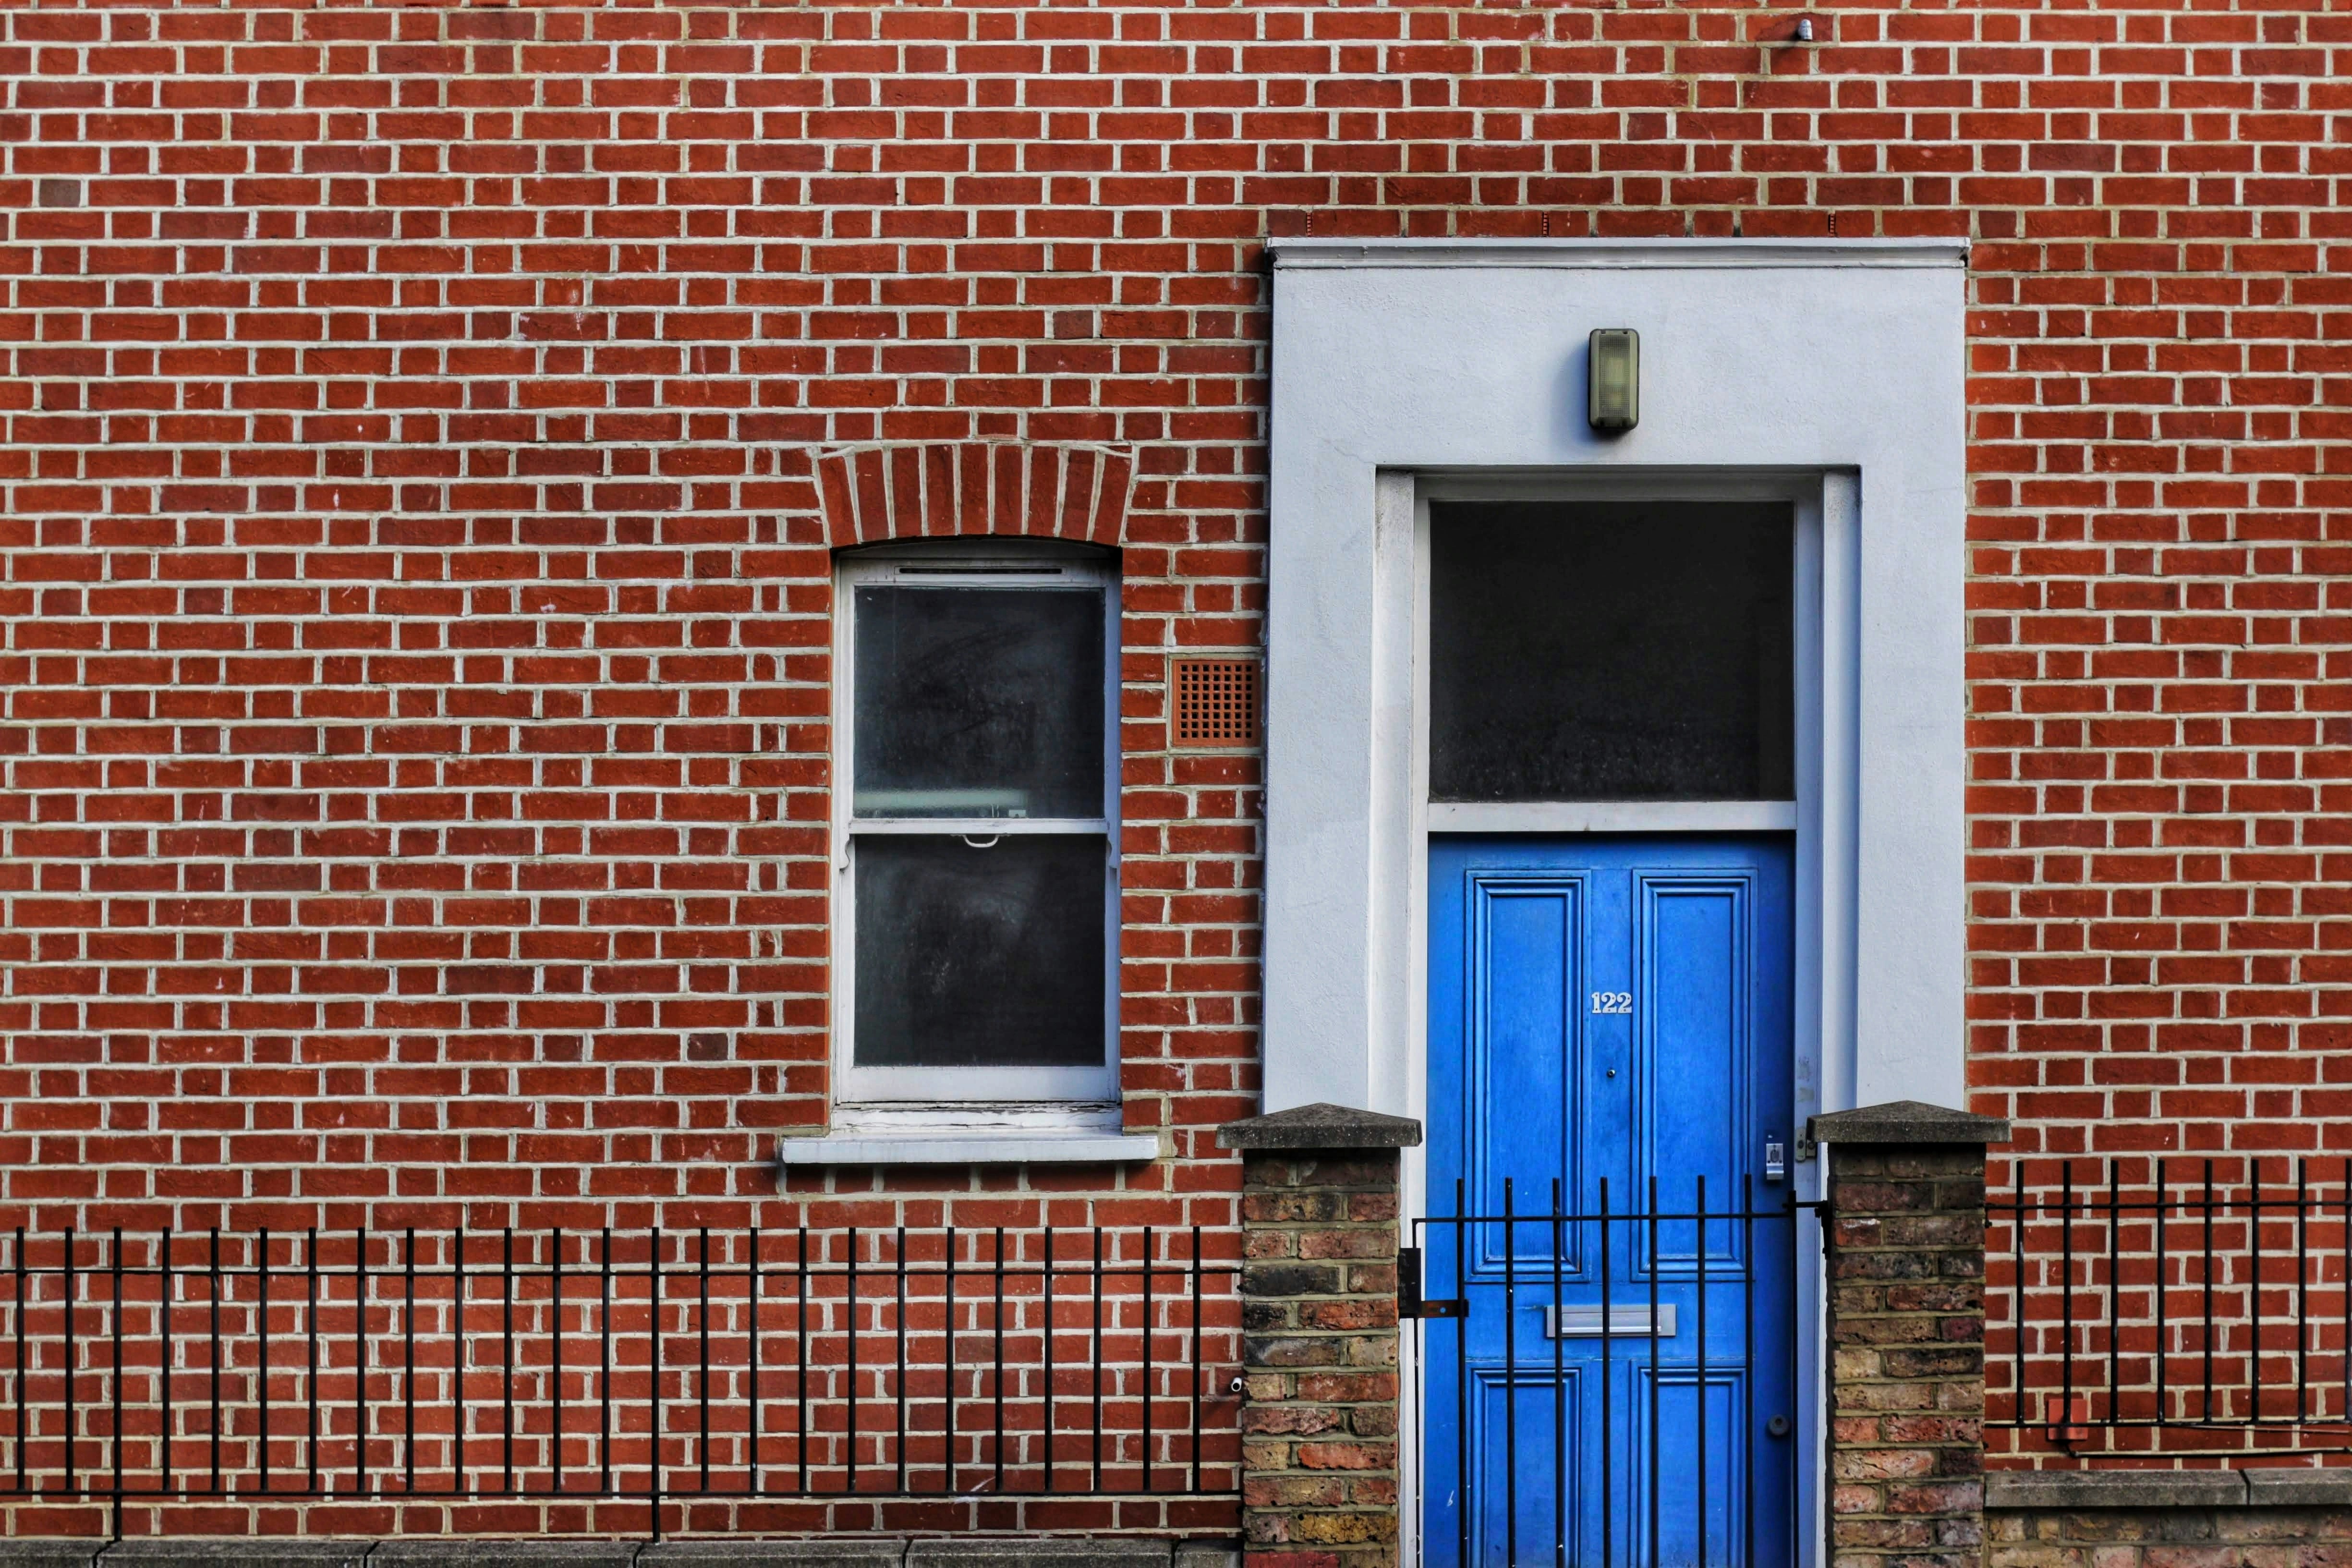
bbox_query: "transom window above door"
[833,541,1120,1110]
[1429,500,1795,803]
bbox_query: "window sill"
[774,1130,1164,1168]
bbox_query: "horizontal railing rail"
[1989,1158,2352,1456]
[0,1224,1244,1529]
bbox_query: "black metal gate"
[1406,1178,1808,1568]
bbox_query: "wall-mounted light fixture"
[1587,328,1640,435]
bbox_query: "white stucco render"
[1262,237,1970,1125]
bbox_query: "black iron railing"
[1406,1177,1809,1568]
[0,1225,1243,1531]
[1990,1159,2352,1455]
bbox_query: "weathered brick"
[1,0,2344,1540]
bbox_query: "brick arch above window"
[813,442,1136,547]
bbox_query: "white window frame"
[828,541,1123,1116]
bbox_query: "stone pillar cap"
[1218,1102,1424,1150]
[1807,1099,2010,1146]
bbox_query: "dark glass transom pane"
[1430,501,1795,802]
[852,585,1105,819]
[852,834,1108,1069]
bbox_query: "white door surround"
[1263,236,1967,1568]
[1261,237,1969,1139]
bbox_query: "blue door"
[1423,835,1796,1568]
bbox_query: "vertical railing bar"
[1188,1224,1202,1496]
[307,1228,320,1497]
[1096,1222,1105,1495]
[1142,1224,1155,1494]
[750,1225,762,1497]
[2202,1162,2214,1422]
[448,1232,463,1497]
[2008,1186,2024,1436]
[2059,1166,2073,1436]
[1091,1225,1103,1495]
[1648,1175,1660,1568]
[259,1227,272,1495]
[12,1227,23,1494]
[652,1225,666,1541]
[1784,1189,1800,1568]
[796,1227,809,1496]
[599,1227,612,1498]
[1696,1176,1707,1568]
[896,1225,908,1495]
[699,1227,712,1495]
[551,1228,564,1499]
[62,1228,77,1499]
[942,1226,955,1497]
[1552,1178,1566,1568]
[160,1230,175,1500]
[2342,1161,2351,1425]
[403,1229,416,1496]
[837,1222,856,1495]
[110,1228,123,1525]
[2297,1159,2310,1425]
[2251,1163,2264,1424]
[356,1226,370,1497]
[206,1227,219,1497]
[1453,1178,1468,1568]
[2104,1159,2119,1425]
[1504,1177,1519,1568]
[992,1226,1005,1496]
[2155,1161,2167,1427]
[1743,1177,1755,1568]
[1043,1229,1056,1493]
[503,1227,516,1496]
[1600,1178,1612,1568]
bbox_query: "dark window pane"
[853,834,1108,1069]
[1430,501,1794,802]
[853,585,1105,819]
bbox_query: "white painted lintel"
[1428,800,1797,834]
[1270,236,1970,270]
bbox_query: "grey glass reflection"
[1430,501,1794,802]
[852,585,1105,819]
[853,834,1108,1069]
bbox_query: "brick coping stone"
[1808,1099,2011,1145]
[1216,1104,1422,1150]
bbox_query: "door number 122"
[1589,991,1632,1014]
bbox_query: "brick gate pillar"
[1808,1100,2011,1568]
[1218,1103,1423,1568]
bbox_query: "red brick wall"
[0,0,2345,1495]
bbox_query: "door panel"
[1425,835,1796,1568]
[1468,882,1581,1273]
[1643,878,1752,1269]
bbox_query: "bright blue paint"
[1425,835,1795,1568]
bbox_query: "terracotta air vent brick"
[1169,657,1262,749]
